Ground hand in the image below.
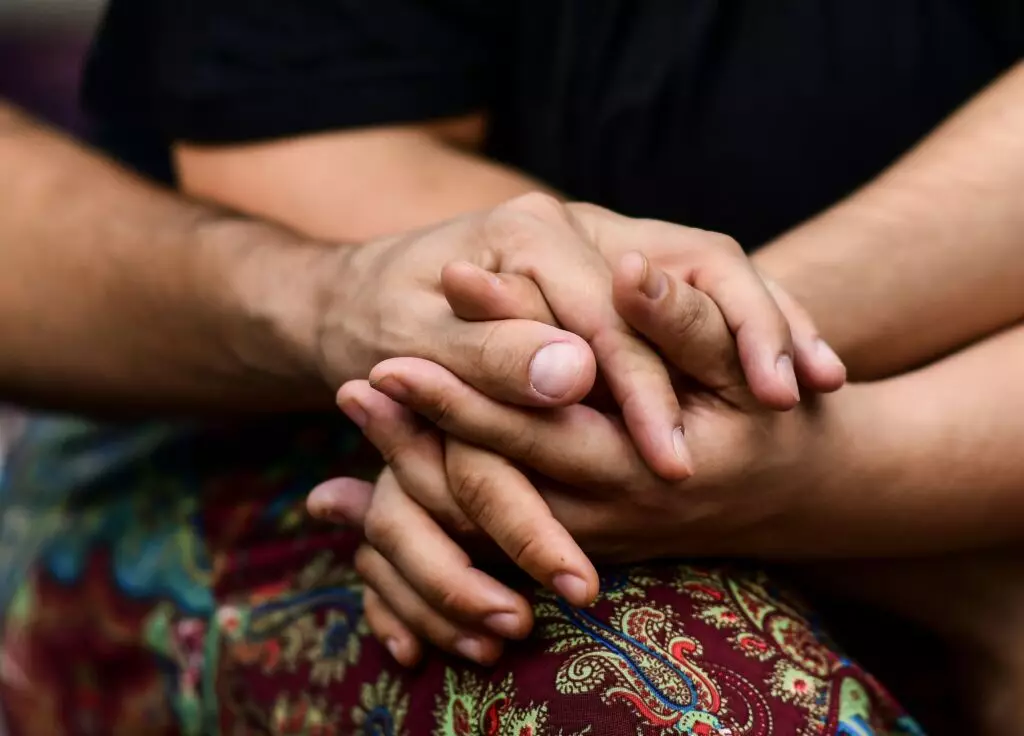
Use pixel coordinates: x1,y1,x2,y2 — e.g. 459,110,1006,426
312,194,836,479
308,256,847,664
308,370,838,665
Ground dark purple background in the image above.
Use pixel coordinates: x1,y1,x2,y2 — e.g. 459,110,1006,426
1,4,102,130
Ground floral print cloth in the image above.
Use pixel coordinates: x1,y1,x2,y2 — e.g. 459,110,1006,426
0,415,924,735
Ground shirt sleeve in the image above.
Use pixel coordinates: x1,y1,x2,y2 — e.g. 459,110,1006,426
129,0,502,143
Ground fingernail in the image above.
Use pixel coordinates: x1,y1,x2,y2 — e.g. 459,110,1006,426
370,374,409,403
483,612,521,638
338,398,368,429
553,573,591,605
384,637,402,662
454,636,487,662
529,342,585,399
672,426,693,471
815,338,845,370
640,263,667,300
776,354,800,402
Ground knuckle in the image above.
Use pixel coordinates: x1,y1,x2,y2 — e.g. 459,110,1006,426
451,469,499,527
411,377,458,429
511,533,540,568
436,583,471,616
474,322,520,387
508,424,540,465
669,290,708,339
713,232,744,255
503,191,565,222
376,438,404,467
480,207,537,251
441,507,479,537
363,505,399,553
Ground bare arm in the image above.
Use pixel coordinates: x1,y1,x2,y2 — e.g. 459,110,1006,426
177,63,1024,385
755,61,1024,380
0,106,693,443
0,102,335,412
174,114,544,242
793,320,1024,554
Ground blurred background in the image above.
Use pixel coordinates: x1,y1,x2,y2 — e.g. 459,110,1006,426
0,0,104,472
0,0,103,129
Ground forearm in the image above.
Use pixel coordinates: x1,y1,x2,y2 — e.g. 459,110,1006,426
754,62,1024,380
777,321,1024,555
0,103,334,413
175,117,545,243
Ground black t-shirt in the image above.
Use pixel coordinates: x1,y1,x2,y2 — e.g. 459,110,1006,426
83,0,1024,247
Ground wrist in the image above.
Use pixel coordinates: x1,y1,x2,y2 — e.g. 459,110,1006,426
195,213,342,408
743,383,898,557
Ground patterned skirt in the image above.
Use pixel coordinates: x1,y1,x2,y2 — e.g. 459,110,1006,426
0,415,924,735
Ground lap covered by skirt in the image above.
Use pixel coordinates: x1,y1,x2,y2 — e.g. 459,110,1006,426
0,416,925,736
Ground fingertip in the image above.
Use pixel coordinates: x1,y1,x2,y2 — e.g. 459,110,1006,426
456,635,505,667
798,364,848,394
483,608,535,640
552,566,601,608
364,590,424,667
306,477,374,523
336,379,372,406
737,328,801,410
622,410,694,482
747,378,801,411
798,339,848,393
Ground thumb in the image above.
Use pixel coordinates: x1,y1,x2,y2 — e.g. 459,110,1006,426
307,476,374,527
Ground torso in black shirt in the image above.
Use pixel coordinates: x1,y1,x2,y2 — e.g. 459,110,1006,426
83,0,1024,247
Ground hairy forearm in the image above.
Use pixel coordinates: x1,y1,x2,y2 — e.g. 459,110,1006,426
755,62,1024,380
0,103,333,413
776,321,1024,555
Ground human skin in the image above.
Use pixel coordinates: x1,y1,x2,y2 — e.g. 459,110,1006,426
0,102,820,467
176,59,1024,728
297,62,1024,712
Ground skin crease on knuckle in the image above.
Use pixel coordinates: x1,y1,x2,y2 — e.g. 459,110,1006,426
511,533,542,570
472,321,524,389
450,468,503,532
396,373,458,428
483,196,580,281
659,284,708,343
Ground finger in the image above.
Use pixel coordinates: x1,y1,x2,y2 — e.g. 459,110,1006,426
574,204,803,410
363,587,423,667
445,437,599,607
762,279,847,393
369,357,650,492
683,246,803,409
612,251,747,405
306,476,374,526
337,380,475,534
354,544,504,665
486,194,690,480
431,318,597,407
363,470,533,638
441,261,557,324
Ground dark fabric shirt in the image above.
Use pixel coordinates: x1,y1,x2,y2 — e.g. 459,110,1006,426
83,0,1024,246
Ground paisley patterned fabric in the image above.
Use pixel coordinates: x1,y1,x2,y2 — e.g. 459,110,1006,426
0,415,925,735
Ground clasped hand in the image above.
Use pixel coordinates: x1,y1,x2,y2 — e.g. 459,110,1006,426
308,196,847,666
